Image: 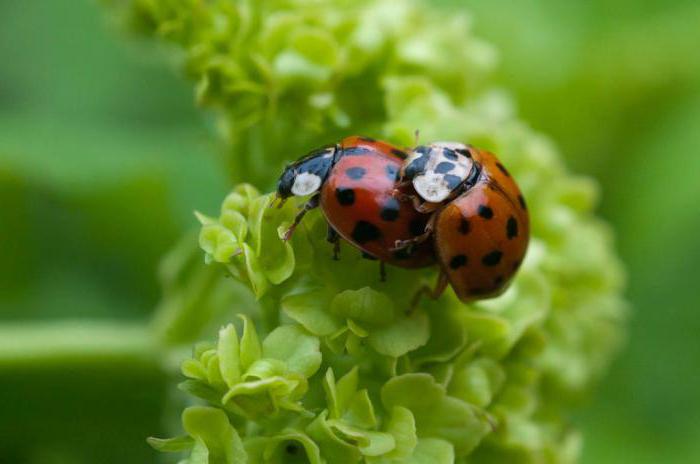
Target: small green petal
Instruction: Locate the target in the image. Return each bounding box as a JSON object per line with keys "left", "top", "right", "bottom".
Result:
{"left": 147, "top": 435, "right": 195, "bottom": 452}
{"left": 263, "top": 431, "right": 324, "bottom": 464}
{"left": 343, "top": 389, "right": 377, "bottom": 430}
{"left": 368, "top": 310, "right": 430, "bottom": 358}
{"left": 218, "top": 324, "right": 242, "bottom": 388}
{"left": 331, "top": 288, "right": 395, "bottom": 327}
{"left": 263, "top": 325, "right": 322, "bottom": 378}
{"left": 240, "top": 243, "right": 269, "bottom": 298}
{"left": 335, "top": 366, "right": 359, "bottom": 415}
{"left": 238, "top": 315, "right": 262, "bottom": 372}
{"left": 181, "top": 358, "right": 207, "bottom": 381}
{"left": 323, "top": 368, "right": 340, "bottom": 419}
{"left": 411, "top": 307, "right": 468, "bottom": 367}
{"left": 182, "top": 406, "right": 247, "bottom": 464}
{"left": 384, "top": 406, "right": 417, "bottom": 460}
{"left": 406, "top": 438, "right": 455, "bottom": 464}
{"left": 281, "top": 289, "right": 342, "bottom": 336}
{"left": 306, "top": 411, "right": 362, "bottom": 464}
{"left": 358, "top": 430, "right": 396, "bottom": 457}
{"left": 178, "top": 380, "right": 223, "bottom": 406}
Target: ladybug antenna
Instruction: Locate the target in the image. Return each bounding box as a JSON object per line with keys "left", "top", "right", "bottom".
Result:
{"left": 414, "top": 129, "right": 420, "bottom": 147}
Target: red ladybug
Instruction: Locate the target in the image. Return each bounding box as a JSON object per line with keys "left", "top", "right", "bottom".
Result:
{"left": 276, "top": 136, "right": 435, "bottom": 272}
{"left": 398, "top": 142, "right": 530, "bottom": 302}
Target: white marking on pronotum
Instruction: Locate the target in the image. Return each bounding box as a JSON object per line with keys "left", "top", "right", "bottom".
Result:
{"left": 291, "top": 172, "right": 322, "bottom": 196}
{"left": 413, "top": 172, "right": 452, "bottom": 203}
{"left": 430, "top": 141, "right": 468, "bottom": 152}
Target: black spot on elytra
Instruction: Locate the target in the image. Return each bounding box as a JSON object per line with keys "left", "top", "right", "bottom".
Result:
{"left": 380, "top": 197, "right": 400, "bottom": 221}
{"left": 478, "top": 205, "right": 494, "bottom": 219}
{"left": 459, "top": 218, "right": 471, "bottom": 234}
{"left": 496, "top": 162, "right": 510, "bottom": 177}
{"left": 391, "top": 148, "right": 408, "bottom": 159}
{"left": 449, "top": 254, "right": 468, "bottom": 269}
{"left": 359, "top": 136, "right": 376, "bottom": 142}
{"left": 343, "top": 147, "right": 371, "bottom": 156}
{"left": 444, "top": 174, "right": 462, "bottom": 190}
{"left": 346, "top": 166, "right": 366, "bottom": 180}
{"left": 506, "top": 216, "right": 518, "bottom": 239}
{"left": 435, "top": 161, "right": 455, "bottom": 174}
{"left": 443, "top": 149, "right": 458, "bottom": 160}
{"left": 482, "top": 250, "right": 503, "bottom": 267}
{"left": 409, "top": 218, "right": 426, "bottom": 236}
{"left": 518, "top": 194, "right": 527, "bottom": 210}
{"left": 456, "top": 148, "right": 472, "bottom": 158}
{"left": 385, "top": 164, "right": 399, "bottom": 181}
{"left": 352, "top": 221, "right": 381, "bottom": 244}
{"left": 336, "top": 187, "right": 355, "bottom": 206}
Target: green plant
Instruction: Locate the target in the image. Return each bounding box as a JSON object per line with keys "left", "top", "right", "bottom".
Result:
{"left": 105, "top": 0, "right": 627, "bottom": 462}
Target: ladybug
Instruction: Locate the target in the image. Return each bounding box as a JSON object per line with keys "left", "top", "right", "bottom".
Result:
{"left": 275, "top": 136, "right": 436, "bottom": 273}
{"left": 398, "top": 141, "right": 530, "bottom": 302}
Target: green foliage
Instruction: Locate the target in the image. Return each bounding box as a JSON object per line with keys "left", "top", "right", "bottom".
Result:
{"left": 101, "top": 0, "right": 630, "bottom": 462}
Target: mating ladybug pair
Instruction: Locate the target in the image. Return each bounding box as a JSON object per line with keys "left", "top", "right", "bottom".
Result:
{"left": 275, "top": 135, "right": 529, "bottom": 303}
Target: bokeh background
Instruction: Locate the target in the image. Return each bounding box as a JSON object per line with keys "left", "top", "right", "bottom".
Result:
{"left": 1, "top": 0, "right": 699, "bottom": 463}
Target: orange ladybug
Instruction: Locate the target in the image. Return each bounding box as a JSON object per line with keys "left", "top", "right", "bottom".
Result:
{"left": 397, "top": 142, "right": 530, "bottom": 302}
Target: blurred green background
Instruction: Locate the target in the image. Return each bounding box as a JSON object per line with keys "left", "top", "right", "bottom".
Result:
{"left": 1, "top": 0, "right": 698, "bottom": 463}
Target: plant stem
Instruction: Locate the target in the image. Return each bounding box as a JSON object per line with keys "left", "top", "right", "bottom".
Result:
{"left": 0, "top": 320, "right": 160, "bottom": 370}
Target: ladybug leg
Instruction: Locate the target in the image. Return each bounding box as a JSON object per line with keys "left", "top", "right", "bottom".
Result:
{"left": 379, "top": 261, "right": 387, "bottom": 282}
{"left": 410, "top": 271, "right": 448, "bottom": 310}
{"left": 326, "top": 225, "right": 340, "bottom": 260}
{"left": 392, "top": 212, "right": 437, "bottom": 251}
{"left": 282, "top": 194, "right": 320, "bottom": 241}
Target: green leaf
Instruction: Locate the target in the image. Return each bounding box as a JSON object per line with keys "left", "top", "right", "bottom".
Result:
{"left": 182, "top": 406, "right": 247, "bottom": 464}
{"left": 220, "top": 209, "right": 248, "bottom": 241}
{"left": 335, "top": 367, "right": 359, "bottom": 410}
{"left": 406, "top": 438, "right": 454, "bottom": 464}
{"left": 323, "top": 368, "right": 340, "bottom": 419}
{"left": 359, "top": 430, "right": 396, "bottom": 457}
{"left": 147, "top": 435, "right": 195, "bottom": 452}
{"left": 368, "top": 310, "right": 430, "bottom": 357}
{"left": 265, "top": 431, "right": 324, "bottom": 464}
{"left": 384, "top": 406, "right": 417, "bottom": 460}
{"left": 343, "top": 390, "right": 377, "bottom": 430}
{"left": 218, "top": 324, "right": 242, "bottom": 388}
{"left": 179, "top": 380, "right": 223, "bottom": 406}
{"left": 306, "top": 411, "right": 362, "bottom": 464}
{"left": 381, "top": 374, "right": 491, "bottom": 456}
{"left": 263, "top": 325, "right": 322, "bottom": 378}
{"left": 459, "top": 312, "right": 511, "bottom": 359}
{"left": 240, "top": 243, "right": 270, "bottom": 298}
{"left": 239, "top": 315, "right": 262, "bottom": 372}
{"left": 449, "top": 358, "right": 506, "bottom": 408}
{"left": 281, "top": 289, "right": 342, "bottom": 336}
{"left": 411, "top": 307, "right": 468, "bottom": 366}
{"left": 331, "top": 288, "right": 395, "bottom": 327}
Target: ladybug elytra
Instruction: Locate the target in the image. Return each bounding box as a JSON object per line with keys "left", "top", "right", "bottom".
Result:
{"left": 275, "top": 137, "right": 529, "bottom": 303}
{"left": 276, "top": 136, "right": 436, "bottom": 271}
{"left": 397, "top": 142, "right": 530, "bottom": 302}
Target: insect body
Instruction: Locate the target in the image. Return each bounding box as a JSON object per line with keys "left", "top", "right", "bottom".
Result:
{"left": 276, "top": 136, "right": 435, "bottom": 268}
{"left": 400, "top": 142, "right": 530, "bottom": 302}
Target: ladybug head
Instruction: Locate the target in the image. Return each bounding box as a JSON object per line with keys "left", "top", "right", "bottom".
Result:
{"left": 276, "top": 144, "right": 337, "bottom": 200}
